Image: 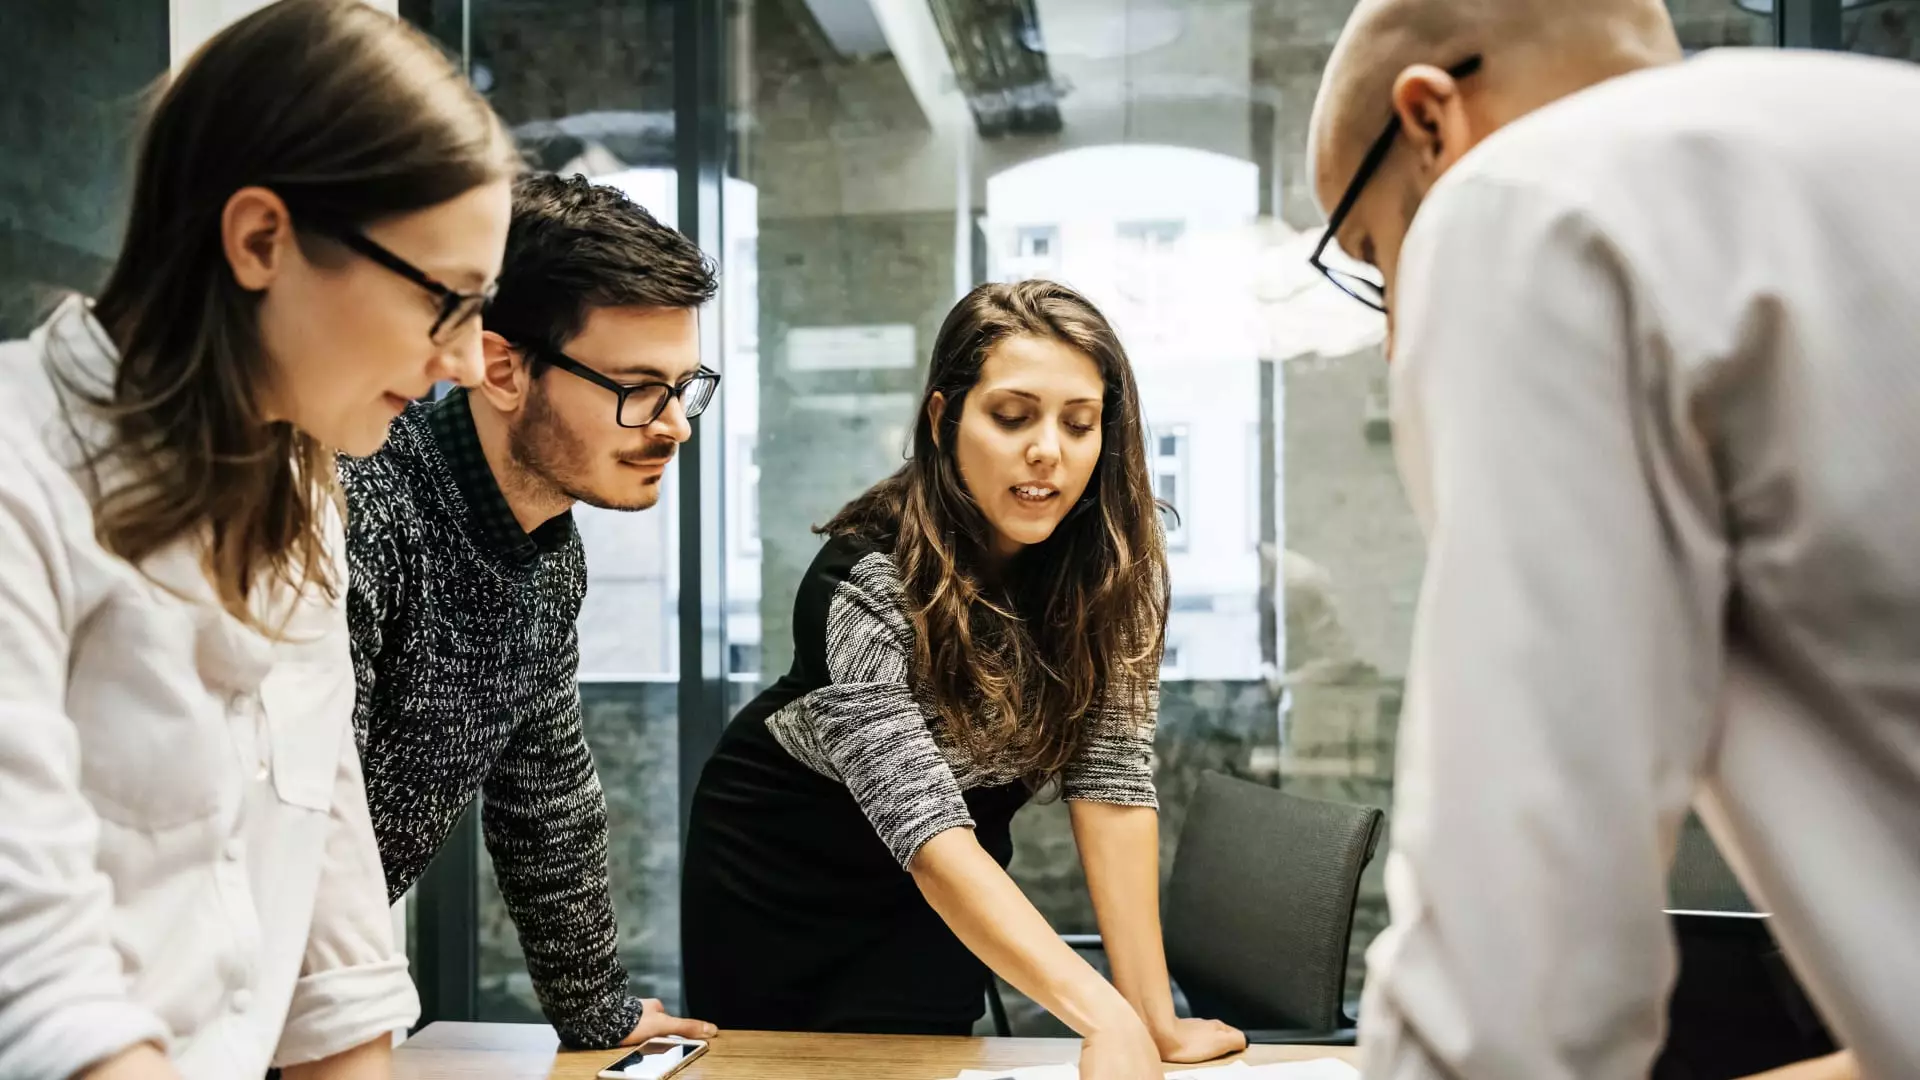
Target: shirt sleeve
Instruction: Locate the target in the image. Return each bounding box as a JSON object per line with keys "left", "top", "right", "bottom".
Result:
{"left": 480, "top": 626, "right": 644, "bottom": 1051}
{"left": 1359, "top": 174, "right": 1731, "bottom": 1080}
{"left": 1061, "top": 676, "right": 1158, "bottom": 808}
{"left": 768, "top": 552, "right": 976, "bottom": 869}
{"left": 275, "top": 506, "right": 421, "bottom": 1067}
{"left": 0, "top": 452, "right": 169, "bottom": 1080}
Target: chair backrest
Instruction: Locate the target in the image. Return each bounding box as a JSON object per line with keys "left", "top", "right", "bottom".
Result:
{"left": 1163, "top": 772, "right": 1384, "bottom": 1033}
{"left": 1668, "top": 813, "right": 1755, "bottom": 913}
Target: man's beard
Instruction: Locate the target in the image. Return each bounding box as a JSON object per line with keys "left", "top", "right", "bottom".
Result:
{"left": 507, "top": 381, "right": 672, "bottom": 513}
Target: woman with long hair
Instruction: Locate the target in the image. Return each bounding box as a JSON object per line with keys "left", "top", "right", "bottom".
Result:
{"left": 0, "top": 3, "right": 519, "bottom": 1078}
{"left": 683, "top": 280, "right": 1245, "bottom": 1079}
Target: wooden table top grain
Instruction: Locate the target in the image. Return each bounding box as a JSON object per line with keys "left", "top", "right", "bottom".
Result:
{"left": 394, "top": 1023, "right": 1360, "bottom": 1080}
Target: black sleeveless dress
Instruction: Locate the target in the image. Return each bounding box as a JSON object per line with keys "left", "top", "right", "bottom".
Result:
{"left": 681, "top": 535, "right": 1158, "bottom": 1034}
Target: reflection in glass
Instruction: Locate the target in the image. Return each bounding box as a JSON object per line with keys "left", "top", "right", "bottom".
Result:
{"left": 1845, "top": 0, "right": 1920, "bottom": 60}
{"left": 1670, "top": 0, "right": 1775, "bottom": 49}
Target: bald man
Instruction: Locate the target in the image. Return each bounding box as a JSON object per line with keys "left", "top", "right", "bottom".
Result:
{"left": 1305, "top": 3, "right": 1920, "bottom": 1078}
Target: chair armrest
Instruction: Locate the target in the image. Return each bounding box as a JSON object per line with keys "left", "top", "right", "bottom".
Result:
{"left": 1060, "top": 933, "right": 1105, "bottom": 952}
{"left": 1242, "top": 1028, "right": 1359, "bottom": 1047}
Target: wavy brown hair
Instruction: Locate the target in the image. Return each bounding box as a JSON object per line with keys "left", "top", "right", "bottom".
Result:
{"left": 823, "top": 280, "right": 1169, "bottom": 788}
{"left": 79, "top": 0, "right": 517, "bottom": 628}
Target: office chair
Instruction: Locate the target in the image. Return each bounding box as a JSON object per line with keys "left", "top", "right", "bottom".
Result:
{"left": 988, "top": 772, "right": 1383, "bottom": 1045}
{"left": 1668, "top": 813, "right": 1755, "bottom": 913}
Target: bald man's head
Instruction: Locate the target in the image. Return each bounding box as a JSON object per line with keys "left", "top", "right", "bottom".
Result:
{"left": 1302, "top": 0, "right": 1679, "bottom": 330}
{"left": 1309, "top": 0, "right": 1681, "bottom": 211}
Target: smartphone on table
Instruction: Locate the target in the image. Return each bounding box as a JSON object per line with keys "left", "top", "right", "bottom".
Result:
{"left": 596, "top": 1036, "right": 710, "bottom": 1079}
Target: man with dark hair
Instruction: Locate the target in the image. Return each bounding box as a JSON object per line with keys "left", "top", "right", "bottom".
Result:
{"left": 340, "top": 173, "right": 720, "bottom": 1049}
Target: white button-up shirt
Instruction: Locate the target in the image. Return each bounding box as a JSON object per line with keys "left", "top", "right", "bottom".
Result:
{"left": 1362, "top": 50, "right": 1920, "bottom": 1080}
{"left": 0, "top": 299, "right": 419, "bottom": 1079}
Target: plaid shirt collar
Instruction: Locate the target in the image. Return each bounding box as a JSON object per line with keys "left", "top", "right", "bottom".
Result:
{"left": 425, "top": 388, "right": 571, "bottom": 565}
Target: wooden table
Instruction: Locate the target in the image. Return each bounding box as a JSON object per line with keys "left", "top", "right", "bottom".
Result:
{"left": 394, "top": 1023, "right": 1359, "bottom": 1080}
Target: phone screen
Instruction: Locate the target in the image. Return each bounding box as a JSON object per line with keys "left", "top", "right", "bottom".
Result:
{"left": 600, "top": 1038, "right": 702, "bottom": 1079}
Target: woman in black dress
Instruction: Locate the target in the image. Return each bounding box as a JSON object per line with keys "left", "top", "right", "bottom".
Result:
{"left": 683, "top": 281, "right": 1244, "bottom": 1079}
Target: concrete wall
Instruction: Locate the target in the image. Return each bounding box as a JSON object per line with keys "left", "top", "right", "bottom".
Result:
{"left": 751, "top": 208, "right": 957, "bottom": 678}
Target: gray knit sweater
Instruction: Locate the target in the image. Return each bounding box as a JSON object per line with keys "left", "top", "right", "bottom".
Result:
{"left": 338, "top": 391, "right": 642, "bottom": 1049}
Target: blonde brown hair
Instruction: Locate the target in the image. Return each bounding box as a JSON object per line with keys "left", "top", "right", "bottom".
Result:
{"left": 824, "top": 281, "right": 1169, "bottom": 789}
{"left": 82, "top": 0, "right": 518, "bottom": 628}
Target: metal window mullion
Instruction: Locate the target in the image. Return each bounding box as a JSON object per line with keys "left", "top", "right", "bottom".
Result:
{"left": 412, "top": 801, "right": 480, "bottom": 1024}
{"left": 1777, "top": 0, "right": 1845, "bottom": 49}
{"left": 675, "top": 0, "right": 730, "bottom": 846}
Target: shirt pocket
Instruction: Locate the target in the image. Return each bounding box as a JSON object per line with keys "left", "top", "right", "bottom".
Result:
{"left": 67, "top": 597, "right": 233, "bottom": 830}
{"left": 258, "top": 653, "right": 350, "bottom": 813}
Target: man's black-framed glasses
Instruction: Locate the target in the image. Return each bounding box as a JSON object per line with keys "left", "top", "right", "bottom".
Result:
{"left": 539, "top": 350, "right": 721, "bottom": 428}
{"left": 1310, "top": 54, "right": 1484, "bottom": 314}
{"left": 321, "top": 226, "right": 497, "bottom": 344}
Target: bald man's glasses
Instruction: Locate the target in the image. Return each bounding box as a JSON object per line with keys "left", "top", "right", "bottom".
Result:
{"left": 1311, "top": 54, "right": 1484, "bottom": 314}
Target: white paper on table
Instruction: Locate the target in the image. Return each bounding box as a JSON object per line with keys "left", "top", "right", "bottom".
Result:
{"left": 945, "top": 1060, "right": 1356, "bottom": 1080}
{"left": 1176, "top": 1062, "right": 1359, "bottom": 1080}
{"left": 951, "top": 1065, "right": 1077, "bottom": 1080}
{"left": 1166, "top": 1064, "right": 1251, "bottom": 1078}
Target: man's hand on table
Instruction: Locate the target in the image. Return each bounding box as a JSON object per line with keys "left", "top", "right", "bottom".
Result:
{"left": 621, "top": 998, "right": 719, "bottom": 1045}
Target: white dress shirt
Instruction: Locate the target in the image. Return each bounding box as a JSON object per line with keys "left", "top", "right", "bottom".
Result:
{"left": 1364, "top": 50, "right": 1920, "bottom": 1080}
{"left": 0, "top": 299, "right": 419, "bottom": 1080}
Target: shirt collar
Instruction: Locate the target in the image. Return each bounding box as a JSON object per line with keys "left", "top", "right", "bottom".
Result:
{"left": 38, "top": 297, "right": 280, "bottom": 683}
{"left": 424, "top": 388, "right": 572, "bottom": 565}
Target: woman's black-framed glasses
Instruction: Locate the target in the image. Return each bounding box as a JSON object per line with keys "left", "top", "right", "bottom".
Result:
{"left": 539, "top": 350, "right": 721, "bottom": 428}
{"left": 321, "top": 226, "right": 497, "bottom": 344}
{"left": 1309, "top": 54, "right": 1484, "bottom": 314}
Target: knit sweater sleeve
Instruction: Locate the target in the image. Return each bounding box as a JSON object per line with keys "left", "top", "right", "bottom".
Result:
{"left": 478, "top": 620, "right": 643, "bottom": 1050}
{"left": 1061, "top": 675, "right": 1159, "bottom": 807}
{"left": 764, "top": 547, "right": 976, "bottom": 870}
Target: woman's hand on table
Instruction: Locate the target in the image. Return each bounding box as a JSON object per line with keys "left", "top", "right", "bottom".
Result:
{"left": 1078, "top": 1015, "right": 1165, "bottom": 1080}
{"left": 621, "top": 998, "right": 719, "bottom": 1045}
{"left": 1151, "top": 1016, "right": 1247, "bottom": 1064}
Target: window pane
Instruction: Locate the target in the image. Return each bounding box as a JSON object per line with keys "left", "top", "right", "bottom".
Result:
{"left": 1669, "top": 0, "right": 1774, "bottom": 50}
